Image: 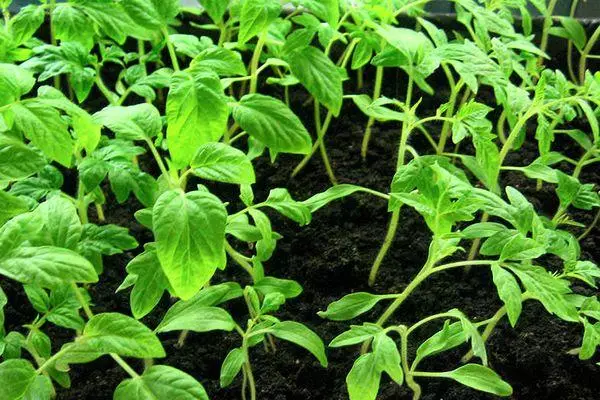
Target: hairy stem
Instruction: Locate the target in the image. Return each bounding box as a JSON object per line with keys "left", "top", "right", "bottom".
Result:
{"left": 579, "top": 208, "right": 600, "bottom": 241}
{"left": 399, "top": 326, "right": 422, "bottom": 400}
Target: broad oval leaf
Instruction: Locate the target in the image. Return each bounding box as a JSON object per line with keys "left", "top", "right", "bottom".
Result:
{"left": 153, "top": 189, "right": 227, "bottom": 300}
{"left": 156, "top": 305, "right": 235, "bottom": 333}
{"left": 190, "top": 142, "right": 255, "bottom": 184}
{"left": 0, "top": 136, "right": 46, "bottom": 182}
{"left": 166, "top": 68, "right": 229, "bottom": 167}
{"left": 64, "top": 313, "right": 165, "bottom": 362}
{"left": 346, "top": 353, "right": 380, "bottom": 400}
{"left": 114, "top": 365, "right": 209, "bottom": 400}
{"left": 233, "top": 94, "right": 312, "bottom": 155}
{"left": 93, "top": 104, "right": 162, "bottom": 141}
{"left": 238, "top": 0, "right": 281, "bottom": 45}
{"left": 0, "top": 246, "right": 98, "bottom": 288}
{"left": 285, "top": 46, "right": 343, "bottom": 116}
{"left": 0, "top": 359, "right": 36, "bottom": 400}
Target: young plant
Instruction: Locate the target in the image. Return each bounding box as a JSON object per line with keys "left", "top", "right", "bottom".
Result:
{"left": 320, "top": 159, "right": 600, "bottom": 400}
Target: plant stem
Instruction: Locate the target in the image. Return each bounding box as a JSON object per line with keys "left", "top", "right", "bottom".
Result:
{"left": 368, "top": 73, "right": 414, "bottom": 285}
{"left": 314, "top": 101, "right": 338, "bottom": 185}
{"left": 144, "top": 138, "right": 174, "bottom": 188}
{"left": 579, "top": 208, "right": 600, "bottom": 240}
{"left": 567, "top": 0, "right": 580, "bottom": 82}
{"left": 361, "top": 66, "right": 384, "bottom": 160}
{"left": 49, "top": 0, "right": 61, "bottom": 90}
{"left": 579, "top": 25, "right": 600, "bottom": 84}
{"left": 225, "top": 241, "right": 255, "bottom": 278}
{"left": 437, "top": 75, "right": 463, "bottom": 154}
{"left": 95, "top": 73, "right": 117, "bottom": 106}
{"left": 76, "top": 179, "right": 89, "bottom": 224}
{"left": 368, "top": 209, "right": 400, "bottom": 286}
{"left": 291, "top": 106, "right": 334, "bottom": 178}
{"left": 162, "top": 27, "right": 180, "bottom": 72}
{"left": 399, "top": 326, "right": 422, "bottom": 400}
{"left": 249, "top": 31, "right": 267, "bottom": 95}
{"left": 242, "top": 336, "right": 257, "bottom": 400}
{"left": 537, "top": 0, "right": 559, "bottom": 68}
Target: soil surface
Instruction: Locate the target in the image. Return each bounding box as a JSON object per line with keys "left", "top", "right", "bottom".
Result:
{"left": 4, "top": 22, "right": 600, "bottom": 400}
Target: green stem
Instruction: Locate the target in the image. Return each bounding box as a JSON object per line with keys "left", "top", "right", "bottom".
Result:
{"left": 144, "top": 138, "right": 174, "bottom": 188}
{"left": 537, "top": 0, "right": 559, "bottom": 67}
{"left": 399, "top": 326, "right": 422, "bottom": 400}
{"left": 291, "top": 108, "right": 334, "bottom": 178}
{"left": 579, "top": 25, "right": 600, "bottom": 84}
{"left": 369, "top": 74, "right": 414, "bottom": 285}
{"left": 567, "top": 0, "right": 580, "bottom": 82}
{"left": 361, "top": 66, "right": 384, "bottom": 160}
{"left": 49, "top": 0, "right": 60, "bottom": 90}
{"left": 162, "top": 27, "right": 180, "bottom": 72}
{"left": 249, "top": 31, "right": 267, "bottom": 95}
{"left": 579, "top": 208, "right": 600, "bottom": 240}
{"left": 95, "top": 73, "right": 117, "bottom": 106}
{"left": 368, "top": 209, "right": 400, "bottom": 286}
{"left": 225, "top": 241, "right": 255, "bottom": 279}
{"left": 314, "top": 101, "right": 338, "bottom": 185}
{"left": 76, "top": 179, "right": 89, "bottom": 224}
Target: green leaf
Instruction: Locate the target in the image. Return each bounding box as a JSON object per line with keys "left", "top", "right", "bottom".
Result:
{"left": 557, "top": 172, "right": 600, "bottom": 211}
{"left": 166, "top": 68, "right": 229, "bottom": 167}
{"left": 0, "top": 64, "right": 35, "bottom": 105}
{"left": 233, "top": 94, "right": 312, "bottom": 155}
{"left": 199, "top": 0, "right": 230, "bottom": 23}
{"left": 491, "top": 264, "right": 522, "bottom": 327}
{"left": 114, "top": 365, "right": 209, "bottom": 400}
{"left": 190, "top": 142, "right": 255, "bottom": 184}
{"left": 238, "top": 0, "right": 281, "bottom": 45}
{"left": 0, "top": 191, "right": 29, "bottom": 226}
{"left": 285, "top": 46, "right": 343, "bottom": 116}
{"left": 62, "top": 313, "right": 165, "bottom": 363}
{"left": 52, "top": 5, "right": 95, "bottom": 48}
{"left": 93, "top": 104, "right": 162, "bottom": 141}
{"left": 78, "top": 224, "right": 138, "bottom": 256}
{"left": 11, "top": 102, "right": 73, "bottom": 167}
{"left": 126, "top": 245, "right": 168, "bottom": 319}
{"left": 444, "top": 364, "right": 512, "bottom": 397}
{"left": 153, "top": 190, "right": 227, "bottom": 300}
{"left": 264, "top": 188, "right": 312, "bottom": 225}
{"left": 303, "top": 184, "right": 373, "bottom": 212}
{"left": 269, "top": 321, "right": 327, "bottom": 367}
{"left": 191, "top": 47, "right": 246, "bottom": 77}
{"left": 294, "top": 0, "right": 339, "bottom": 27}
{"left": 556, "top": 17, "right": 587, "bottom": 51}
{"left": 156, "top": 305, "right": 235, "bottom": 333}
{"left": 35, "top": 196, "right": 82, "bottom": 250}
{"left": 318, "top": 292, "right": 385, "bottom": 321}
{"left": 248, "top": 208, "right": 276, "bottom": 261}
{"left": 415, "top": 321, "right": 467, "bottom": 365}
{"left": 122, "top": 0, "right": 180, "bottom": 30}
{"left": 499, "top": 235, "right": 545, "bottom": 261}
{"left": 346, "top": 353, "right": 380, "bottom": 400}
{"left": 220, "top": 348, "right": 245, "bottom": 388}
{"left": 372, "top": 333, "right": 403, "bottom": 385}
{"left": 75, "top": 0, "right": 146, "bottom": 44}
{"left": 0, "top": 246, "right": 98, "bottom": 289}
{"left": 329, "top": 324, "right": 382, "bottom": 347}
{"left": 9, "top": 5, "right": 44, "bottom": 46}
{"left": 0, "top": 359, "right": 36, "bottom": 400}
{"left": 580, "top": 319, "right": 600, "bottom": 360}
{"left": 348, "top": 95, "right": 406, "bottom": 122}
{"left": 507, "top": 263, "right": 579, "bottom": 322}
{"left": 254, "top": 276, "right": 302, "bottom": 298}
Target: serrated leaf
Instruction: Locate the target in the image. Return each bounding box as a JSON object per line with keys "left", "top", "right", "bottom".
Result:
{"left": 93, "top": 104, "right": 162, "bottom": 141}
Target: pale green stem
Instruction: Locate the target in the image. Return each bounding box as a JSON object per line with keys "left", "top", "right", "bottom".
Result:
{"left": 162, "top": 27, "right": 180, "bottom": 72}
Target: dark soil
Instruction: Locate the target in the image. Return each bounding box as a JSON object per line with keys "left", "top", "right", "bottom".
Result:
{"left": 4, "top": 18, "right": 600, "bottom": 400}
